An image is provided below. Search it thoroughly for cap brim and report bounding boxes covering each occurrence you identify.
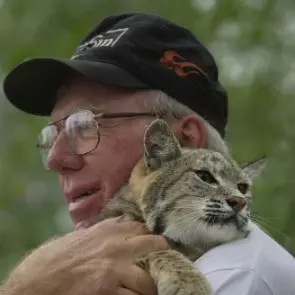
[3,57,149,116]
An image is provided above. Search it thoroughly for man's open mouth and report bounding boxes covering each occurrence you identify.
[72,188,100,203]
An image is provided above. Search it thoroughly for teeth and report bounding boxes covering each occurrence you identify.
[74,189,98,202]
[84,189,96,196]
[74,195,89,202]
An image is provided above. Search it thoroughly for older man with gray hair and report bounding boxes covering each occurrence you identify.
[2,12,294,295]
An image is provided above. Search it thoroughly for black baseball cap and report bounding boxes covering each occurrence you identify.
[3,12,228,137]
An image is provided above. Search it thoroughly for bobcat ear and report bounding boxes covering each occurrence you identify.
[144,119,181,170]
[241,156,266,180]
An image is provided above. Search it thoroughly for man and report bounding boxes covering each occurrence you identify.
[2,13,294,295]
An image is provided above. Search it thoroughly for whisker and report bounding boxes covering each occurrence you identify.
[251,217,273,237]
[167,205,201,212]
[199,220,207,247]
[251,217,289,240]
[170,213,201,227]
[251,213,283,221]
[212,215,217,227]
[163,203,207,211]
[176,213,200,221]
[169,214,203,230]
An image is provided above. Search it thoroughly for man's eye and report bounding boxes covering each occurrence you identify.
[195,170,218,184]
[75,124,89,133]
[68,120,96,136]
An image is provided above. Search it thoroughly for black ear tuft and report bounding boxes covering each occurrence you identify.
[241,156,266,180]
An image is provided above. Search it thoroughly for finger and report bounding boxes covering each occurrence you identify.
[108,217,148,233]
[75,219,93,230]
[89,218,148,238]
[73,219,149,252]
[118,265,157,295]
[117,288,144,295]
[126,235,169,258]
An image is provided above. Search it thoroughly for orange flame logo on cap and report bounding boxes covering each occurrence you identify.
[160,50,207,78]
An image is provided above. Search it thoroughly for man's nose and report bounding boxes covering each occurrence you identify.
[47,132,83,172]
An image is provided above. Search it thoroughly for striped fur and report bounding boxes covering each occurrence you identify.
[95,119,265,295]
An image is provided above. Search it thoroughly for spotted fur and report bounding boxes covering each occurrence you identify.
[95,119,265,295]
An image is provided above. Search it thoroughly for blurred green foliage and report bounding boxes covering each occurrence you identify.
[0,0,294,280]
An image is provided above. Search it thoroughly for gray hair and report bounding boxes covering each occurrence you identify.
[139,90,228,155]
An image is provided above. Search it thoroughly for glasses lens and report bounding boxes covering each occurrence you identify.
[65,110,99,155]
[37,125,59,169]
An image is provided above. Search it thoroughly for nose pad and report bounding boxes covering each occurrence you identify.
[226,196,246,213]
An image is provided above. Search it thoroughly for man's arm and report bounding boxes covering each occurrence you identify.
[0,218,167,295]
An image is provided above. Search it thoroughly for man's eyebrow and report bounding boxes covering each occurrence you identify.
[47,114,68,126]
[49,108,80,125]
[49,107,92,124]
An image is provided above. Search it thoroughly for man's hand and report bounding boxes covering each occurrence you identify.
[1,217,168,295]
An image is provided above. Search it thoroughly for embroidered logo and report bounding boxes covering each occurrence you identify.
[160,50,207,78]
[72,28,129,59]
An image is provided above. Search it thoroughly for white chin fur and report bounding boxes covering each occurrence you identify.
[164,220,249,251]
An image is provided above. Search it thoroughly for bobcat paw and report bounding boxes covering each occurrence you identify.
[158,272,211,295]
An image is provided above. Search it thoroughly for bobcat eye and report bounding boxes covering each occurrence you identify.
[237,183,249,194]
[195,170,218,184]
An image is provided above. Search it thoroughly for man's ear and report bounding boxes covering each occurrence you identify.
[144,119,181,170]
[173,115,206,149]
[241,157,266,180]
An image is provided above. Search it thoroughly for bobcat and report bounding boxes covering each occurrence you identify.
[95,119,265,295]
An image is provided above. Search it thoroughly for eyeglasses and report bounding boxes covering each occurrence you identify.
[37,110,157,169]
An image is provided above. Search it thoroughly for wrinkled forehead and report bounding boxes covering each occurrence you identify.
[51,75,146,121]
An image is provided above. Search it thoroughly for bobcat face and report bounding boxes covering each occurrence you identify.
[153,150,254,251]
[130,119,265,251]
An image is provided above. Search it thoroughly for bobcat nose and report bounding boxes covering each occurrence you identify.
[226,196,246,213]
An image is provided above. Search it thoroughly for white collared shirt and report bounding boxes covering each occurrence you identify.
[194,222,295,295]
